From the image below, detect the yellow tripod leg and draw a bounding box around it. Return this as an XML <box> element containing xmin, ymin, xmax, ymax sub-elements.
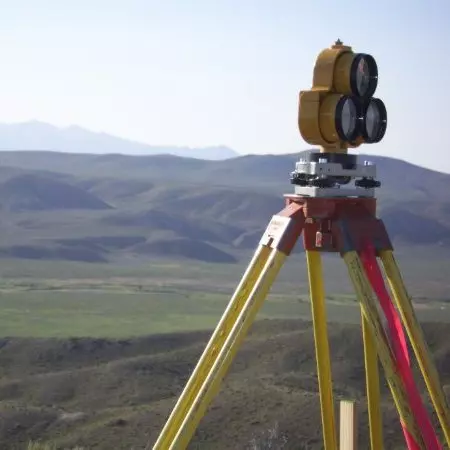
<box><xmin>168</xmin><ymin>248</ymin><xmax>287</xmax><ymax>449</ymax></box>
<box><xmin>152</xmin><ymin>206</ymin><xmax>304</xmax><ymax>449</ymax></box>
<box><xmin>306</xmin><ymin>251</ymin><xmax>337</xmax><ymax>450</ymax></box>
<box><xmin>361</xmin><ymin>310</ymin><xmax>383</xmax><ymax>450</ymax></box>
<box><xmin>152</xmin><ymin>243</ymin><xmax>272</xmax><ymax>449</ymax></box>
<box><xmin>380</xmin><ymin>250</ymin><xmax>450</xmax><ymax>447</ymax></box>
<box><xmin>343</xmin><ymin>251</ymin><xmax>425</xmax><ymax>448</ymax></box>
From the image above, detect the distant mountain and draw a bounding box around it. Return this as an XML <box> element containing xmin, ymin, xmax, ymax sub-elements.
<box><xmin>0</xmin><ymin>173</ymin><xmax>112</xmax><ymax>212</ymax></box>
<box><xmin>0</xmin><ymin>150</ymin><xmax>449</xmax><ymax>264</ymax></box>
<box><xmin>0</xmin><ymin>121</ymin><xmax>238</xmax><ymax>160</ymax></box>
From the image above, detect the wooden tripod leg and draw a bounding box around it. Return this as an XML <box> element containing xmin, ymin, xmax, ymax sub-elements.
<box><xmin>380</xmin><ymin>250</ymin><xmax>450</xmax><ymax>447</ymax></box>
<box><xmin>306</xmin><ymin>250</ymin><xmax>338</xmax><ymax>450</ymax></box>
<box><xmin>152</xmin><ymin>203</ymin><xmax>305</xmax><ymax>450</ymax></box>
<box><xmin>343</xmin><ymin>250</ymin><xmax>425</xmax><ymax>449</ymax></box>
<box><xmin>361</xmin><ymin>309</ymin><xmax>383</xmax><ymax>450</ymax></box>
<box><xmin>152</xmin><ymin>244</ymin><xmax>272</xmax><ymax>450</ymax></box>
<box><xmin>170</xmin><ymin>248</ymin><xmax>287</xmax><ymax>449</ymax></box>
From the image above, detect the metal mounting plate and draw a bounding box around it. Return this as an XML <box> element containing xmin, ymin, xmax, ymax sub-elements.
<box><xmin>294</xmin><ymin>161</ymin><xmax>377</xmax><ymax>178</ymax></box>
<box><xmin>293</xmin><ymin>185</ymin><xmax>375</xmax><ymax>198</ymax></box>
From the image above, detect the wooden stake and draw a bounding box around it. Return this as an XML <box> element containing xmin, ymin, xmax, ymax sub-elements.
<box><xmin>339</xmin><ymin>400</ymin><xmax>358</xmax><ymax>450</ymax></box>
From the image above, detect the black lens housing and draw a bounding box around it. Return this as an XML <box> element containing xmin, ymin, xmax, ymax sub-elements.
<box><xmin>350</xmin><ymin>53</ymin><xmax>378</xmax><ymax>99</ymax></box>
<box><xmin>360</xmin><ymin>97</ymin><xmax>387</xmax><ymax>143</ymax></box>
<box><xmin>334</xmin><ymin>95</ymin><xmax>362</xmax><ymax>142</ymax></box>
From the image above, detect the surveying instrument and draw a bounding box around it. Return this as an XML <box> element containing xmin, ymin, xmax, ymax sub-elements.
<box><xmin>152</xmin><ymin>41</ymin><xmax>450</xmax><ymax>449</ymax></box>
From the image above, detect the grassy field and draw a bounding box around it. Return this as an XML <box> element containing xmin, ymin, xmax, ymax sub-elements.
<box><xmin>0</xmin><ymin>288</ymin><xmax>386</xmax><ymax>338</ymax></box>
<box><xmin>0</xmin><ymin>252</ymin><xmax>449</xmax><ymax>338</ymax></box>
<box><xmin>1</xmin><ymin>289</ymin><xmax>448</xmax><ymax>339</ymax></box>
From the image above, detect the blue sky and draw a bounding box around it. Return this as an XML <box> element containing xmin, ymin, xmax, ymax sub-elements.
<box><xmin>1</xmin><ymin>0</ymin><xmax>450</xmax><ymax>172</ymax></box>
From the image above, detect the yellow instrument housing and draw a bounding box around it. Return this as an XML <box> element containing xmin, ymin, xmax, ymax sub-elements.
<box><xmin>298</xmin><ymin>41</ymin><xmax>364</xmax><ymax>153</ymax></box>
<box><xmin>319</xmin><ymin>94</ymin><xmax>345</xmax><ymax>144</ymax></box>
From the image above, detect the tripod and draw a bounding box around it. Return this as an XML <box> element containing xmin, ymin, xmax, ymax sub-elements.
<box><xmin>152</xmin><ymin>188</ymin><xmax>450</xmax><ymax>449</ymax></box>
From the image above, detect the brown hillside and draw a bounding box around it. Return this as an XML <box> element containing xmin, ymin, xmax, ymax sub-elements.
<box><xmin>0</xmin><ymin>173</ymin><xmax>112</xmax><ymax>212</ymax></box>
<box><xmin>0</xmin><ymin>319</ymin><xmax>448</xmax><ymax>449</ymax></box>
<box><xmin>0</xmin><ymin>151</ymin><xmax>450</xmax><ymax>264</ymax></box>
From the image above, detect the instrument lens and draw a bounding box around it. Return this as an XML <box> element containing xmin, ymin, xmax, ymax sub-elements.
<box><xmin>340</xmin><ymin>97</ymin><xmax>357</xmax><ymax>139</ymax></box>
<box><xmin>356</xmin><ymin>57</ymin><xmax>371</xmax><ymax>97</ymax></box>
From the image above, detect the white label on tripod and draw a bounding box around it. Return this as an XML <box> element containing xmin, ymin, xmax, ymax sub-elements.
<box><xmin>259</xmin><ymin>215</ymin><xmax>291</xmax><ymax>249</ymax></box>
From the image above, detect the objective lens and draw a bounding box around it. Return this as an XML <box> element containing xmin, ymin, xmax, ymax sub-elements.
<box><xmin>356</xmin><ymin>58</ymin><xmax>370</xmax><ymax>97</ymax></box>
<box><xmin>341</xmin><ymin>97</ymin><xmax>357</xmax><ymax>138</ymax></box>
<box><xmin>351</xmin><ymin>54</ymin><xmax>378</xmax><ymax>98</ymax></box>
<box><xmin>362</xmin><ymin>98</ymin><xmax>387</xmax><ymax>143</ymax></box>
<box><xmin>335</xmin><ymin>95</ymin><xmax>360</xmax><ymax>141</ymax></box>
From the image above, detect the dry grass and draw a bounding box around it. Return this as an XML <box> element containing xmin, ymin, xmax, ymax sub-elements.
<box><xmin>247</xmin><ymin>422</ymin><xmax>288</xmax><ymax>449</ymax></box>
<box><xmin>28</xmin><ymin>442</ymin><xmax>85</xmax><ymax>450</ymax></box>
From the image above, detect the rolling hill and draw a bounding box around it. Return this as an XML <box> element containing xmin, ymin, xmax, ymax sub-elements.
<box><xmin>0</xmin><ymin>319</ymin><xmax>448</xmax><ymax>449</ymax></box>
<box><xmin>0</xmin><ymin>173</ymin><xmax>112</xmax><ymax>212</ymax></box>
<box><xmin>0</xmin><ymin>149</ymin><xmax>449</xmax><ymax>264</ymax></box>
